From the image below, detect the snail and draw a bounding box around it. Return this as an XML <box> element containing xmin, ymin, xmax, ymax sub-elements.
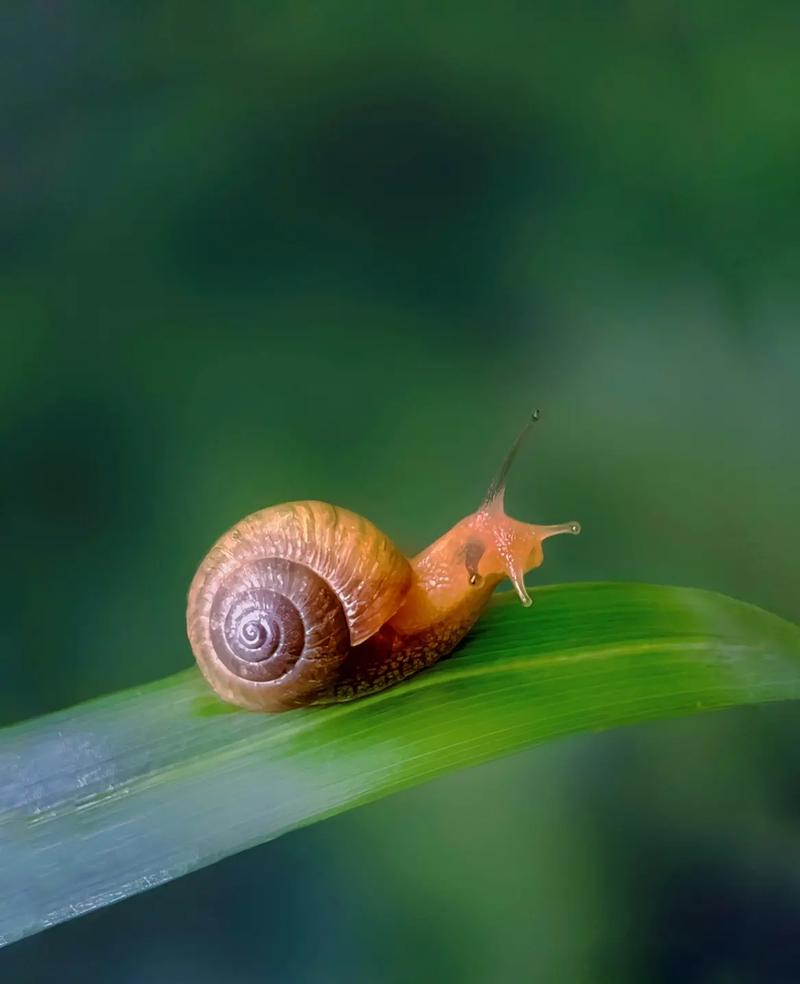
<box><xmin>186</xmin><ymin>412</ymin><xmax>580</xmax><ymax>712</ymax></box>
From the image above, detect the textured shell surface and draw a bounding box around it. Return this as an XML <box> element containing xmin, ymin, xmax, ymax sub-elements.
<box><xmin>187</xmin><ymin>500</ymin><xmax>413</xmax><ymax>647</ymax></box>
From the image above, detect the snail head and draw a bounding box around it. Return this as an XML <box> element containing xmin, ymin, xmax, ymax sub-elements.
<box><xmin>461</xmin><ymin>410</ymin><xmax>580</xmax><ymax>606</ymax></box>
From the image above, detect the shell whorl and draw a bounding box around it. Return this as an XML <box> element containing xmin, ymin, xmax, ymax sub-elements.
<box><xmin>186</xmin><ymin>501</ymin><xmax>412</xmax><ymax>711</ymax></box>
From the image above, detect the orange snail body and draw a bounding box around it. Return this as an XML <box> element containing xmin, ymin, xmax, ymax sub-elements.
<box><xmin>186</xmin><ymin>414</ymin><xmax>580</xmax><ymax>712</ymax></box>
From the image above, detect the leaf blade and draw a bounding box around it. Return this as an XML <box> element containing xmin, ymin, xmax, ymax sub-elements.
<box><xmin>2</xmin><ymin>582</ymin><xmax>799</xmax><ymax>946</ymax></box>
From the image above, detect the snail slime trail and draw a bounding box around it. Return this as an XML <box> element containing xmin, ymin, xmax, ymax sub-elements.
<box><xmin>186</xmin><ymin>413</ymin><xmax>581</xmax><ymax>711</ymax></box>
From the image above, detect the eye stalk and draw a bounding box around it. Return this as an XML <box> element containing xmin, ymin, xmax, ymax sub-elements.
<box><xmin>466</xmin><ymin>410</ymin><xmax>581</xmax><ymax>606</ymax></box>
<box><xmin>482</xmin><ymin>408</ymin><xmax>541</xmax><ymax>511</ymax></box>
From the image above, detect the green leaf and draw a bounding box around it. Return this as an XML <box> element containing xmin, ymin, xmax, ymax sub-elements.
<box><xmin>2</xmin><ymin>582</ymin><xmax>799</xmax><ymax>946</ymax></box>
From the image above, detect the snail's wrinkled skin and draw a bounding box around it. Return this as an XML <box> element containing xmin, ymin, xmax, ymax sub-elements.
<box><xmin>186</xmin><ymin>419</ymin><xmax>580</xmax><ymax>712</ymax></box>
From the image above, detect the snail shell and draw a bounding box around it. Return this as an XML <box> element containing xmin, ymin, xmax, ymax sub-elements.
<box><xmin>186</xmin><ymin>501</ymin><xmax>412</xmax><ymax>710</ymax></box>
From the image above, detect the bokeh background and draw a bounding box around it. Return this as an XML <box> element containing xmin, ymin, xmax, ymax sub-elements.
<box><xmin>3</xmin><ymin>2</ymin><xmax>800</xmax><ymax>981</ymax></box>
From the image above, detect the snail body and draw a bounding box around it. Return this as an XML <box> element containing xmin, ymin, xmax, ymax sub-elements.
<box><xmin>187</xmin><ymin>415</ymin><xmax>580</xmax><ymax>712</ymax></box>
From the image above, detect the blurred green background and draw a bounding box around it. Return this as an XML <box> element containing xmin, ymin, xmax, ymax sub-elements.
<box><xmin>3</xmin><ymin>2</ymin><xmax>800</xmax><ymax>981</ymax></box>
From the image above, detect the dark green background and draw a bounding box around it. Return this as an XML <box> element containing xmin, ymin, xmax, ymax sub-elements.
<box><xmin>3</xmin><ymin>2</ymin><xmax>799</xmax><ymax>981</ymax></box>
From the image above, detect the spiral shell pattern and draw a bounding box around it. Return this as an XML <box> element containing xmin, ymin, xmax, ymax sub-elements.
<box><xmin>187</xmin><ymin>501</ymin><xmax>412</xmax><ymax>711</ymax></box>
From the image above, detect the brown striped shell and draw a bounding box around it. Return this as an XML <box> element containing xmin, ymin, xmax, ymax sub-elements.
<box><xmin>186</xmin><ymin>501</ymin><xmax>413</xmax><ymax>711</ymax></box>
